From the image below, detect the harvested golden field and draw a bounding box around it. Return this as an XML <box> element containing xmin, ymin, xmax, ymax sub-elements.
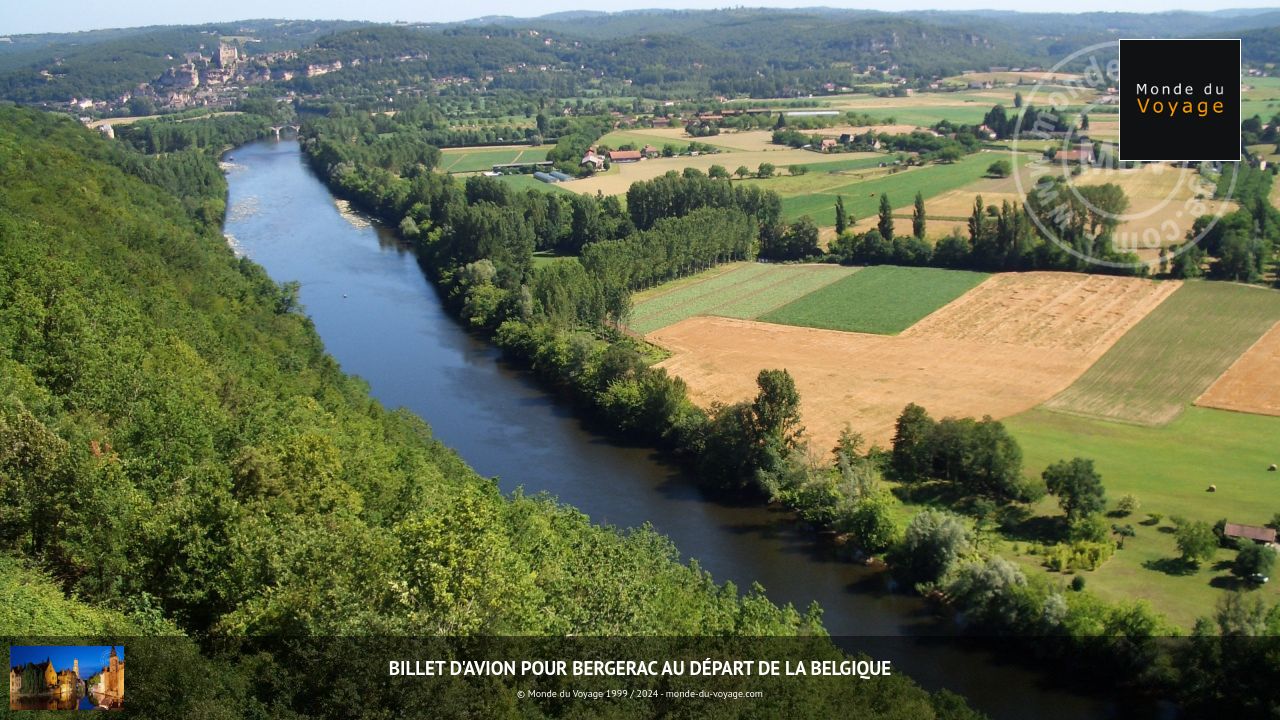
<box><xmin>901</xmin><ymin>272</ymin><xmax>1181</xmax><ymax>352</ymax></box>
<box><xmin>1196</xmin><ymin>321</ymin><xmax>1280</xmax><ymax>417</ymax></box>
<box><xmin>650</xmin><ymin>271</ymin><xmax>1178</xmax><ymax>449</ymax></box>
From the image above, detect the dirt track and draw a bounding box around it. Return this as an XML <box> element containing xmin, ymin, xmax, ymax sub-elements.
<box><xmin>650</xmin><ymin>272</ymin><xmax>1179</xmax><ymax>449</ymax></box>
<box><xmin>1196</xmin><ymin>321</ymin><xmax>1280</xmax><ymax>417</ymax></box>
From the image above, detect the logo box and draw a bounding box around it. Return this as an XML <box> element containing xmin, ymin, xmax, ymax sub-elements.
<box><xmin>1119</xmin><ymin>39</ymin><xmax>1241</xmax><ymax>162</ymax></box>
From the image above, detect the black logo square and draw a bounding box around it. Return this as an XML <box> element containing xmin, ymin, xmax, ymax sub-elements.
<box><xmin>1120</xmin><ymin>39</ymin><xmax>1240</xmax><ymax>162</ymax></box>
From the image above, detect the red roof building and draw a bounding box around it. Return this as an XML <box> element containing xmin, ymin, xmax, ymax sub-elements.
<box><xmin>1224</xmin><ymin>523</ymin><xmax>1278</xmax><ymax>544</ymax></box>
<box><xmin>609</xmin><ymin>150</ymin><xmax>643</xmax><ymax>163</ymax></box>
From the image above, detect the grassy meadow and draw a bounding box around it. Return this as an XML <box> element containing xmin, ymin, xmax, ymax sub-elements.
<box><xmin>779</xmin><ymin>152</ymin><xmax>1007</xmax><ymax>225</ymax></box>
<box><xmin>1003</xmin><ymin>406</ymin><xmax>1280</xmax><ymax>627</ymax></box>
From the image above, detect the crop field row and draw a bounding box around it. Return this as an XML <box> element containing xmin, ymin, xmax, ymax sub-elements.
<box><xmin>1042</xmin><ymin>281</ymin><xmax>1280</xmax><ymax>425</ymax></box>
<box><xmin>759</xmin><ymin>265</ymin><xmax>989</xmax><ymax>334</ymax></box>
<box><xmin>627</xmin><ymin>263</ymin><xmax>856</xmax><ymax>335</ymax></box>
<box><xmin>439</xmin><ymin>146</ymin><xmax>548</xmax><ymax>173</ymax></box>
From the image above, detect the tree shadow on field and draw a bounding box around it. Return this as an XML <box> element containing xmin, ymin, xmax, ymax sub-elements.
<box><xmin>1143</xmin><ymin>557</ymin><xmax>1199</xmax><ymax>576</ymax></box>
<box><xmin>1210</xmin><ymin>575</ymin><xmax>1245</xmax><ymax>590</ymax></box>
<box><xmin>1000</xmin><ymin>513</ymin><xmax>1064</xmax><ymax>544</ymax></box>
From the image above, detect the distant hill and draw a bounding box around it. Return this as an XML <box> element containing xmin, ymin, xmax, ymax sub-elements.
<box><xmin>5</xmin><ymin>8</ymin><xmax>1280</xmax><ymax>103</ymax></box>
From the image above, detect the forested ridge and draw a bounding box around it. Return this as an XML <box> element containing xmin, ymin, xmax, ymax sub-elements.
<box><xmin>11</xmin><ymin>9</ymin><xmax>1280</xmax><ymax>105</ymax></box>
<box><xmin>0</xmin><ymin>106</ymin><xmax>986</xmax><ymax>717</ymax></box>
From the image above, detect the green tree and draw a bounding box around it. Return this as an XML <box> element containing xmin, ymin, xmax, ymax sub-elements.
<box><xmin>841</xmin><ymin>495</ymin><xmax>900</xmax><ymax>554</ymax></box>
<box><xmin>912</xmin><ymin>191</ymin><xmax>926</xmax><ymax>239</ymax></box>
<box><xmin>1176</xmin><ymin>520</ymin><xmax>1219</xmax><ymax>567</ymax></box>
<box><xmin>877</xmin><ymin>193</ymin><xmax>894</xmax><ymax>241</ymax></box>
<box><xmin>708</xmin><ymin>164</ymin><xmax>730</xmax><ymax>180</ymax></box>
<box><xmin>752</xmin><ymin>369</ymin><xmax>803</xmax><ymax>449</ymax></box>
<box><xmin>1232</xmin><ymin>544</ymin><xmax>1277</xmax><ymax>580</ymax></box>
<box><xmin>734</xmin><ymin>165</ymin><xmax>750</xmax><ymax>179</ymax></box>
<box><xmin>895</xmin><ymin>509</ymin><xmax>972</xmax><ymax>585</ymax></box>
<box><xmin>891</xmin><ymin>403</ymin><xmax>935</xmax><ymax>481</ymax></box>
<box><xmin>1043</xmin><ymin>457</ymin><xmax>1106</xmax><ymax>523</ymax></box>
<box><xmin>986</xmin><ymin>160</ymin><xmax>1012</xmax><ymax>178</ymax></box>
<box><xmin>834</xmin><ymin>195</ymin><xmax>848</xmax><ymax>236</ymax></box>
<box><xmin>757</xmin><ymin>162</ymin><xmax>775</xmax><ymax>178</ymax></box>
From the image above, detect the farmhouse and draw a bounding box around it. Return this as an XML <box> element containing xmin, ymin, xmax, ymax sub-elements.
<box><xmin>1224</xmin><ymin>522</ymin><xmax>1278</xmax><ymax>546</ymax></box>
<box><xmin>642</xmin><ymin>144</ymin><xmax>660</xmax><ymax>158</ymax></box>
<box><xmin>580</xmin><ymin>150</ymin><xmax>605</xmax><ymax>170</ymax></box>
<box><xmin>820</xmin><ymin>138</ymin><xmax>838</xmax><ymax>152</ymax></box>
<box><xmin>609</xmin><ymin>150</ymin><xmax>643</xmax><ymax>163</ymax></box>
<box><xmin>1056</xmin><ymin>142</ymin><xmax>1095</xmax><ymax>165</ymax></box>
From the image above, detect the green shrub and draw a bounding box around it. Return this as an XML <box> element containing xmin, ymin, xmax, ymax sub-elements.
<box><xmin>1115</xmin><ymin>494</ymin><xmax>1140</xmax><ymax>517</ymax></box>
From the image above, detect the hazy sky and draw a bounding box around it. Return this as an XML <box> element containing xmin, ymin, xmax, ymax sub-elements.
<box><xmin>3</xmin><ymin>0</ymin><xmax>1279</xmax><ymax>35</ymax></box>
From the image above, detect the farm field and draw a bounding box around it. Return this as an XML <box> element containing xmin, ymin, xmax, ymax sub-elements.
<box><xmin>651</xmin><ymin>271</ymin><xmax>1175</xmax><ymax>450</ymax></box>
<box><xmin>1004</xmin><ymin>407</ymin><xmax>1280</xmax><ymax>628</ymax></box>
<box><xmin>1044</xmin><ymin>280</ymin><xmax>1280</xmax><ymax>422</ymax></box>
<box><xmin>627</xmin><ymin>262</ymin><xmax>857</xmax><ymax>334</ymax></box>
<box><xmin>1042</xmin><ymin>281</ymin><xmax>1280</xmax><ymax>425</ymax></box>
<box><xmin>568</xmin><ymin>149</ymin><xmax>879</xmax><ymax>196</ymax></box>
<box><xmin>438</xmin><ymin>145</ymin><xmax>548</xmax><ymax>173</ymax></box>
<box><xmin>780</xmin><ymin>152</ymin><xmax>1011</xmax><ymax>225</ymax></box>
<box><xmin>759</xmin><ymin>265</ymin><xmax>988</xmax><ymax>334</ymax></box>
<box><xmin>496</xmin><ymin>173</ymin><xmax>571</xmax><ymax>193</ymax></box>
<box><xmin>1196</xmin><ymin>320</ymin><xmax>1280</xmax><ymax>416</ymax></box>
<box><xmin>598</xmin><ymin>128</ymin><xmax>745</xmax><ymax>153</ymax></box>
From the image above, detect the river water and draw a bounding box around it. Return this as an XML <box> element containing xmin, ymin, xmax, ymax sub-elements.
<box><xmin>222</xmin><ymin>139</ymin><xmax>1129</xmax><ymax>720</ymax></box>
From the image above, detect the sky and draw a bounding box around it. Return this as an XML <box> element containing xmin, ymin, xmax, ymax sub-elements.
<box><xmin>3</xmin><ymin>0</ymin><xmax>1280</xmax><ymax>36</ymax></box>
<box><xmin>9</xmin><ymin>646</ymin><xmax>122</xmax><ymax>678</ymax></box>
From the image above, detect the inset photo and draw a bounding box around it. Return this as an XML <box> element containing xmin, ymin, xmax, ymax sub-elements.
<box><xmin>9</xmin><ymin>646</ymin><xmax>123</xmax><ymax>711</ymax></box>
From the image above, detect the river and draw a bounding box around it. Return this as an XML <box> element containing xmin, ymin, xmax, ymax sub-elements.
<box><xmin>221</xmin><ymin>138</ymin><xmax>1134</xmax><ymax>720</ymax></box>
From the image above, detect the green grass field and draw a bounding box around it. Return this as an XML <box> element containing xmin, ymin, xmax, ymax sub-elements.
<box><xmin>780</xmin><ymin>152</ymin><xmax>1004</xmax><ymax>225</ymax></box>
<box><xmin>497</xmin><ymin>173</ymin><xmax>572</xmax><ymax>193</ymax></box>
<box><xmin>627</xmin><ymin>262</ymin><xmax>858</xmax><ymax>334</ymax></box>
<box><xmin>758</xmin><ymin>265</ymin><xmax>989</xmax><ymax>334</ymax></box>
<box><xmin>1004</xmin><ymin>406</ymin><xmax>1280</xmax><ymax>627</ymax></box>
<box><xmin>439</xmin><ymin>146</ymin><xmax>548</xmax><ymax>173</ymax></box>
<box><xmin>1042</xmin><ymin>281</ymin><xmax>1280</xmax><ymax>425</ymax></box>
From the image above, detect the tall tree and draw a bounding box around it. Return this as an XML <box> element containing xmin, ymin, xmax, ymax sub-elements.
<box><xmin>877</xmin><ymin>192</ymin><xmax>894</xmax><ymax>242</ymax></box>
<box><xmin>912</xmin><ymin>191</ymin><xmax>926</xmax><ymax>240</ymax></box>
<box><xmin>835</xmin><ymin>195</ymin><xmax>848</xmax><ymax>236</ymax></box>
<box><xmin>891</xmin><ymin>403</ymin><xmax>935</xmax><ymax>481</ymax></box>
<box><xmin>752</xmin><ymin>369</ymin><xmax>803</xmax><ymax>450</ymax></box>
